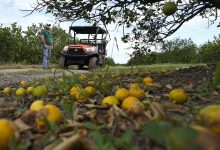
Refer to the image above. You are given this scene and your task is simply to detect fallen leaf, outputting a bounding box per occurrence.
[53,131,86,150]
[14,118,32,132]
[20,110,37,125]
[166,84,172,89]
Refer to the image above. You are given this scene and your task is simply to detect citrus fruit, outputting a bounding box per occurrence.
[3,87,11,94]
[129,101,145,115]
[162,2,177,16]
[70,86,80,98]
[198,105,220,124]
[143,77,153,85]
[122,96,139,110]
[0,119,17,150]
[191,125,220,150]
[75,89,89,102]
[115,88,130,101]
[35,117,46,130]
[129,88,145,99]
[16,87,26,96]
[129,83,140,89]
[85,86,96,96]
[44,104,62,123]
[26,86,34,94]
[32,85,47,97]
[70,86,82,97]
[30,100,44,111]
[168,88,187,104]
[20,80,27,86]
[102,96,119,106]
[198,105,220,136]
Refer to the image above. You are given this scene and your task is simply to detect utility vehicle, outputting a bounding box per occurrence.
[59,26,108,69]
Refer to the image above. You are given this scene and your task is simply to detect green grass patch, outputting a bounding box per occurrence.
[109,63,206,72]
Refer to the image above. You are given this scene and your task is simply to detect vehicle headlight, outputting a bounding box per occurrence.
[63,46,69,51]
[86,47,96,52]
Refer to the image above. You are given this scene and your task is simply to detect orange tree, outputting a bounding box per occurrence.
[198,34,220,63]
[0,23,70,64]
[27,0,220,54]
[127,37,198,65]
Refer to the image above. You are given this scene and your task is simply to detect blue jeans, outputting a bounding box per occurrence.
[42,46,51,69]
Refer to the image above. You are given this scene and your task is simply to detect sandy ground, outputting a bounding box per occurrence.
[0,68,88,87]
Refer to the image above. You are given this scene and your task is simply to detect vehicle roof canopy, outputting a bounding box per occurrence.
[69,26,107,34]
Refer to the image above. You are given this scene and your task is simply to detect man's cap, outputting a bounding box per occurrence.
[44,23,51,26]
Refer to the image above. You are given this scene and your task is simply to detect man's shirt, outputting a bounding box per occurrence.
[39,29,52,45]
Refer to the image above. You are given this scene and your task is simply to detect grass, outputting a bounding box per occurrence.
[0,63,207,74]
[0,63,58,70]
[109,63,206,72]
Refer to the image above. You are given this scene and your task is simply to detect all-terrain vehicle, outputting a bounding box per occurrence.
[59,26,108,69]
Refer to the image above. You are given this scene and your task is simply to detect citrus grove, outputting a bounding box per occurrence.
[0,64,219,149]
[0,0,218,149]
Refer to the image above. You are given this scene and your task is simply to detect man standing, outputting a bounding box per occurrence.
[38,24,52,70]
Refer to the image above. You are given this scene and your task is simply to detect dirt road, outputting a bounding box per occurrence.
[0,68,88,88]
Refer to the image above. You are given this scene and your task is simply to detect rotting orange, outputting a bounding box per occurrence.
[3,87,11,94]
[115,88,129,101]
[168,88,187,104]
[0,119,18,150]
[30,100,44,111]
[122,96,139,110]
[32,85,47,97]
[102,96,119,106]
[85,86,96,96]
[129,87,145,99]
[143,77,153,85]
[44,104,63,123]
[26,86,34,94]
[16,87,26,96]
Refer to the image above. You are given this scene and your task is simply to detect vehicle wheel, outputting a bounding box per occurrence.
[89,57,99,69]
[58,56,68,69]
[78,65,84,70]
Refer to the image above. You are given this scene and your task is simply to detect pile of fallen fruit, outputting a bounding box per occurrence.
[0,64,220,150]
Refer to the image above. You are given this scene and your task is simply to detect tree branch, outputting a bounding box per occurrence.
[24,0,219,54]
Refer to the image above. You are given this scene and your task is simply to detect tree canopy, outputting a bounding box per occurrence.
[0,23,69,64]
[29,0,220,53]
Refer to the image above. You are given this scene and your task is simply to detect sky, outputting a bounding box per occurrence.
[0,0,220,64]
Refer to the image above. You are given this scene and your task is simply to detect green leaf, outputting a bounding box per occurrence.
[90,131,104,147]
[84,121,98,130]
[97,124,108,131]
[121,129,135,143]
[167,127,202,150]
[140,122,172,144]
[60,99,74,119]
